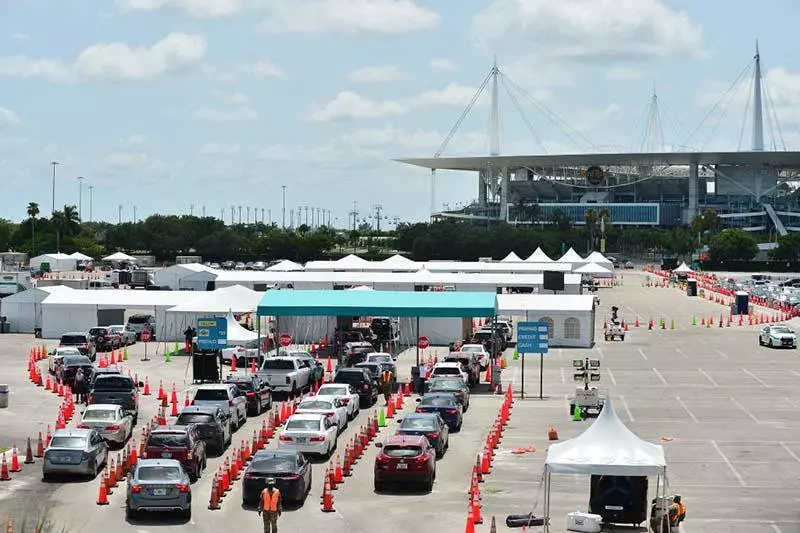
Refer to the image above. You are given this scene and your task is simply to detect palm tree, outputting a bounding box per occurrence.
[52,204,80,252]
[26,202,39,255]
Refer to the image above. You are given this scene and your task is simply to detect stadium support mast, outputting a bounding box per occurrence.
[648,87,662,152]
[752,40,764,152]
[489,55,501,156]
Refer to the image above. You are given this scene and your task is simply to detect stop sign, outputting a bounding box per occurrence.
[140,330,151,342]
[418,336,429,349]
[279,333,292,347]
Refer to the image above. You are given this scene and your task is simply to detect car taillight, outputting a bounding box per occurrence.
[324,412,335,418]
[245,473,257,479]
[413,455,428,463]
[131,395,136,402]
[105,425,120,431]
[279,435,292,441]
[141,451,148,458]
[445,409,458,414]
[176,483,190,493]
[78,423,89,429]
[339,398,349,405]
[246,392,255,398]
[87,394,93,403]
[310,436,325,442]
[429,432,439,439]
[187,451,193,460]
[130,484,142,494]
[363,384,368,391]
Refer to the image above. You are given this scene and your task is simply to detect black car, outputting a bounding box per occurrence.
[415,393,463,431]
[59,332,96,361]
[396,413,449,458]
[342,341,373,366]
[224,373,272,416]
[334,368,378,407]
[354,362,383,387]
[176,405,232,454]
[243,449,312,505]
[57,355,95,388]
[87,366,121,389]
[88,327,121,352]
[427,377,471,411]
[370,317,396,342]
[87,374,140,424]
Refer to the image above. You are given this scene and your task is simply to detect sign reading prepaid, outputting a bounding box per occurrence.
[516,321,549,354]
[196,317,227,350]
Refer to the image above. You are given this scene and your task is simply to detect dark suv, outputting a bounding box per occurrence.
[57,355,95,388]
[144,425,207,482]
[342,341,374,366]
[224,373,272,416]
[176,406,232,454]
[443,352,480,387]
[59,332,96,361]
[334,368,378,407]
[89,327,121,352]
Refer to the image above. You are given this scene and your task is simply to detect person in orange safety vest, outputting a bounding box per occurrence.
[257,478,282,533]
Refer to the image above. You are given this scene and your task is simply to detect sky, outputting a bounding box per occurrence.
[1,0,799,226]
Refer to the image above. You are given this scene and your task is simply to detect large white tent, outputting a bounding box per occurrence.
[223,310,259,346]
[497,294,595,347]
[501,251,523,262]
[30,253,77,272]
[673,262,693,273]
[381,254,419,269]
[2,285,74,332]
[542,398,667,531]
[526,247,553,262]
[164,285,263,337]
[70,252,93,261]
[154,263,218,290]
[574,262,614,278]
[557,248,586,268]
[266,260,304,272]
[584,251,613,267]
[103,252,137,262]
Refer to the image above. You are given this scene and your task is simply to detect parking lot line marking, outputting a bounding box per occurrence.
[784,397,800,409]
[743,369,770,388]
[638,348,648,360]
[607,368,617,386]
[619,395,634,422]
[779,442,800,465]
[652,367,668,386]
[791,370,800,378]
[595,347,605,359]
[711,439,747,487]
[698,368,719,387]
[771,524,784,533]
[730,397,761,424]
[714,348,729,360]
[676,396,699,423]
[560,366,566,384]
[675,348,689,360]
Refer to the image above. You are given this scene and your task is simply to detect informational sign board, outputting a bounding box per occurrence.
[279,333,292,347]
[197,317,227,350]
[418,336,430,349]
[517,321,549,354]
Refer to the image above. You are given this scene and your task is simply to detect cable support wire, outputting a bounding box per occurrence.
[499,74,548,154]
[737,74,754,151]
[435,69,494,158]
[701,65,750,151]
[763,80,787,151]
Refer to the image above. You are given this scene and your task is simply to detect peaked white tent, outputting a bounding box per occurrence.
[224,310,258,346]
[381,254,418,268]
[103,252,136,262]
[526,247,553,263]
[29,253,77,272]
[558,247,585,264]
[266,260,304,272]
[574,261,613,277]
[585,251,613,266]
[501,251,523,262]
[167,285,262,314]
[70,252,93,261]
[674,262,693,273]
[334,254,369,268]
[542,398,667,531]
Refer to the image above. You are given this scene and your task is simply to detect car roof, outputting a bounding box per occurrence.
[384,434,427,445]
[225,373,255,380]
[252,449,299,460]
[52,428,92,437]
[179,405,219,414]
[151,425,190,433]
[299,397,333,405]
[318,383,348,389]
[422,392,458,400]
[84,404,121,411]
[196,384,233,389]
[136,458,183,468]
[401,412,439,420]
[460,344,485,349]
[366,352,392,358]
[434,362,462,368]
[336,368,365,374]
[286,413,325,421]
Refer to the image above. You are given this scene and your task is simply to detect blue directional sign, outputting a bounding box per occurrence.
[196,317,227,350]
[516,321,549,354]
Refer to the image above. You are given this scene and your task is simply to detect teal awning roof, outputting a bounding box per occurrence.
[257,290,497,317]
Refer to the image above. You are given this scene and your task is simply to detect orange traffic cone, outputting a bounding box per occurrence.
[209,473,221,510]
[35,432,44,458]
[0,454,10,480]
[465,505,476,533]
[326,354,333,373]
[143,377,151,395]
[23,438,34,464]
[170,383,178,405]
[321,476,335,512]
[231,356,237,372]
[334,455,343,484]
[171,398,179,417]
[96,478,109,505]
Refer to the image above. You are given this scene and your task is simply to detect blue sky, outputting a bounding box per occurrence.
[0,0,799,225]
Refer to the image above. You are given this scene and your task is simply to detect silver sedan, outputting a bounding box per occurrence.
[79,404,133,447]
[42,428,108,479]
[126,459,192,520]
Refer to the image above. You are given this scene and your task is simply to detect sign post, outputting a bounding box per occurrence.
[196,317,227,351]
[516,321,549,399]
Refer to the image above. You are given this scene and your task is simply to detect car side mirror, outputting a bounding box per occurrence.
[415,398,421,403]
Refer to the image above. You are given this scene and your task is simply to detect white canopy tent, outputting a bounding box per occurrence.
[496,294,595,347]
[673,262,694,273]
[557,248,587,268]
[501,251,523,262]
[574,262,614,278]
[164,285,263,339]
[103,252,137,262]
[29,253,77,272]
[543,398,667,532]
[584,251,613,267]
[526,247,553,262]
[381,254,418,269]
[224,310,259,346]
[2,285,74,332]
[70,252,93,261]
[266,260,304,272]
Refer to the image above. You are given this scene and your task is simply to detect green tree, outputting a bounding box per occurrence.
[27,202,39,255]
[51,204,80,252]
[709,229,758,262]
[769,233,800,262]
[690,208,721,243]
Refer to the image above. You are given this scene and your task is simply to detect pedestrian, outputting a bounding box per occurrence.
[668,494,686,532]
[381,368,394,405]
[184,326,193,354]
[74,368,87,404]
[257,477,282,533]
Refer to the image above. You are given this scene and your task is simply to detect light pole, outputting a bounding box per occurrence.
[88,186,94,222]
[118,205,122,224]
[77,176,85,221]
[281,185,287,229]
[50,161,60,214]
[268,209,272,225]
[247,206,251,225]
[133,206,137,223]
[238,206,242,225]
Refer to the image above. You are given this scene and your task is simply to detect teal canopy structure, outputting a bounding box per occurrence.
[257,290,497,318]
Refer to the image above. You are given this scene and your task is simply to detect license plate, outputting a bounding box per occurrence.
[295,437,307,444]
[162,452,172,458]
[396,463,408,469]
[56,455,73,463]
[153,488,167,496]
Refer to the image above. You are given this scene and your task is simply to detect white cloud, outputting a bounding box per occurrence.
[309,83,485,122]
[429,58,455,71]
[349,65,405,84]
[116,0,241,18]
[0,107,21,126]
[10,32,28,43]
[199,142,242,156]
[116,133,147,147]
[0,33,206,83]
[213,90,248,104]
[605,65,654,81]
[101,152,150,168]
[472,0,702,60]
[193,106,259,122]
[259,0,439,35]
[247,60,285,79]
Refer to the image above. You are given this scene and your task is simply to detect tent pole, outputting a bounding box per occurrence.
[544,468,550,533]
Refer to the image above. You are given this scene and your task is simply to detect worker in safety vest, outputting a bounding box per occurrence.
[668,494,686,532]
[257,478,282,533]
[381,369,394,404]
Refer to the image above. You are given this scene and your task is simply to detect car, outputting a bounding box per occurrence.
[234,262,246,270]
[49,346,81,374]
[342,341,374,366]
[374,435,436,492]
[624,260,635,269]
[89,327,122,352]
[395,413,449,458]
[126,459,192,520]
[42,428,108,479]
[108,324,137,346]
[258,356,313,395]
[288,352,325,385]
[143,425,207,482]
[56,355,95,389]
[87,374,140,423]
[350,326,378,345]
[192,384,248,430]
[278,413,338,458]
[224,373,273,416]
[494,320,514,343]
[243,450,312,506]
[59,332,96,361]
[78,404,133,447]
[426,377,471,411]
[126,314,156,340]
[469,330,503,356]
[222,261,235,270]
[295,397,348,433]
[759,324,797,348]
[365,352,397,374]
[334,368,378,407]
[315,383,360,420]
[459,343,491,370]
[370,317,398,342]
[443,352,480,387]
[175,405,232,455]
[354,362,385,388]
[430,362,469,385]
[252,261,267,271]
[87,366,122,389]
[415,393,463,431]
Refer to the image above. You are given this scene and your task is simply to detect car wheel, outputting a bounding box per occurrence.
[132,415,138,427]
[424,475,434,492]
[759,336,764,346]
[189,463,199,482]
[374,479,383,492]
[89,459,98,477]
[769,339,773,347]
[125,506,137,520]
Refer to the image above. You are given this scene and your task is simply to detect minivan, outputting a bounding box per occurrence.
[126,314,156,340]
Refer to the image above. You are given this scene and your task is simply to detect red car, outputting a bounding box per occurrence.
[143,425,207,482]
[373,435,436,492]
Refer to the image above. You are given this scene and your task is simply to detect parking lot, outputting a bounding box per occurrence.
[1,270,799,532]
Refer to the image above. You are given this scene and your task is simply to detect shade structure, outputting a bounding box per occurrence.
[334,254,370,268]
[545,398,666,476]
[557,247,585,264]
[574,262,613,277]
[381,254,418,268]
[257,290,497,317]
[501,251,523,262]
[673,262,694,273]
[266,260,304,272]
[584,251,613,266]
[103,252,137,262]
[526,247,553,262]
[167,284,262,314]
[70,252,93,261]
[225,310,258,345]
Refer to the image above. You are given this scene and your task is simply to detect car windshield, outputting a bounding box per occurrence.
[286,419,321,431]
[400,418,437,430]
[445,357,471,366]
[420,395,456,406]
[177,413,214,424]
[108,327,123,333]
[771,326,791,333]
[262,359,295,370]
[89,328,109,336]
[429,379,464,390]
[83,409,116,420]
[368,355,392,363]
[62,355,91,366]
[227,381,253,391]
[251,454,297,472]
[92,377,133,390]
[356,364,380,375]
[433,367,461,375]
[137,465,183,481]
[460,346,482,353]
[383,446,422,458]
[317,386,348,396]
[299,400,333,410]
[55,348,80,356]
[148,433,188,447]
[128,315,152,324]
[61,335,86,344]
[194,389,229,401]
[50,436,86,448]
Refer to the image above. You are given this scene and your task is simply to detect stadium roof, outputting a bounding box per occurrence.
[398,151,800,171]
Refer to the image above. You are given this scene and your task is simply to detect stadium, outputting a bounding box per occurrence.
[400,47,800,236]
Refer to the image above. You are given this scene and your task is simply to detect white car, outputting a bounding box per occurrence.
[365,352,395,363]
[78,404,133,446]
[430,362,469,385]
[192,384,248,430]
[459,344,490,370]
[49,346,81,374]
[278,413,338,458]
[108,325,136,346]
[295,397,348,433]
[759,325,797,349]
[316,383,360,420]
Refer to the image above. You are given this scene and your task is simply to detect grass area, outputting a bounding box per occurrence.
[0,446,9,454]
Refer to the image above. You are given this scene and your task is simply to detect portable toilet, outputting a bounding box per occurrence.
[686,278,697,297]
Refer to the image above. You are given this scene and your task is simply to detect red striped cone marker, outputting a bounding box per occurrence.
[96,478,109,505]
[0,454,10,480]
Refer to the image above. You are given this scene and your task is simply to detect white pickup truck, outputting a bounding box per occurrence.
[259,356,312,395]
